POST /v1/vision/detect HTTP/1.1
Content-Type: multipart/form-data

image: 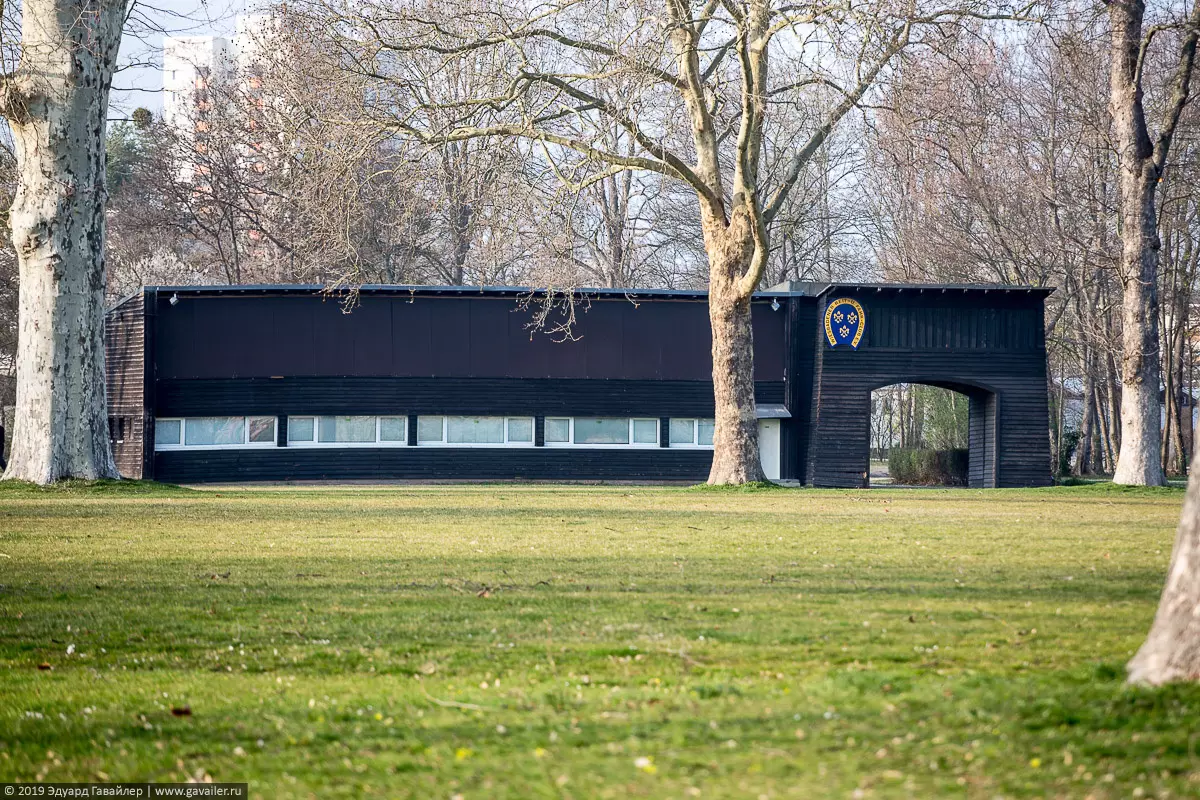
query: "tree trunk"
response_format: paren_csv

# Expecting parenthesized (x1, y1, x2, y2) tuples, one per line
(1128, 442, 1200, 683)
(0, 0, 126, 484)
(704, 208, 766, 485)
(1112, 243, 1167, 485)
(1109, 0, 1166, 486)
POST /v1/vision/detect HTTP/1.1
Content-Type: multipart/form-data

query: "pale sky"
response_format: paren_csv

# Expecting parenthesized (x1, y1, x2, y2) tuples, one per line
(111, 0, 246, 119)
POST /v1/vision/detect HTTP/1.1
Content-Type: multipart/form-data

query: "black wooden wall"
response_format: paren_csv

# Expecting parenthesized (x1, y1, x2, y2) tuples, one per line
(153, 292, 785, 381)
(805, 287, 1052, 488)
(103, 284, 1053, 487)
(145, 289, 788, 483)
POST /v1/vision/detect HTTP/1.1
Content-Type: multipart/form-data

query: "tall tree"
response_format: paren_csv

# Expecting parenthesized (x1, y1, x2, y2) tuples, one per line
(1107, 0, 1200, 486)
(282, 0, 1023, 484)
(0, 0, 128, 483)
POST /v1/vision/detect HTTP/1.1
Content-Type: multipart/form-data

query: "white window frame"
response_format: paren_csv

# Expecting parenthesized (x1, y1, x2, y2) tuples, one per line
(544, 417, 661, 448)
(286, 415, 408, 448)
(668, 418, 716, 449)
(415, 415, 536, 447)
(154, 416, 278, 451)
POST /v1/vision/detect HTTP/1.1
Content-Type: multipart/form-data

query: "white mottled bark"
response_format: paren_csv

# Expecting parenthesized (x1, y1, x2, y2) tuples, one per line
(704, 205, 766, 485)
(0, 0, 126, 483)
(1108, 0, 1200, 486)
(1128, 444, 1200, 683)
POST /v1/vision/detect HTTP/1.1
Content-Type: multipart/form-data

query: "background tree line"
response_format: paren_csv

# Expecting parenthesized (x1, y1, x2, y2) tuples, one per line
(3, 0, 1200, 481)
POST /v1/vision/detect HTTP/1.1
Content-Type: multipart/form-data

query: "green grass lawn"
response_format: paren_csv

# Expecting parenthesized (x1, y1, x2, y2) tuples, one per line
(0, 481, 1196, 798)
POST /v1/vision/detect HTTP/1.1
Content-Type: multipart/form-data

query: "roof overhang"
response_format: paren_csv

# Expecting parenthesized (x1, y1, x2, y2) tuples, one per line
(756, 404, 791, 419)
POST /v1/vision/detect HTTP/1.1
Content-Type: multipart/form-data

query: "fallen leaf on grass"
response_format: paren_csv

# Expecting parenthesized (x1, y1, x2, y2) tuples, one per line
(170, 706, 192, 717)
(37, 663, 52, 671)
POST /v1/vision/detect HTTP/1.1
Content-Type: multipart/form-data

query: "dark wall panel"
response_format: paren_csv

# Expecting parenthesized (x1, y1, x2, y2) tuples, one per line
(156, 376, 786, 418)
(153, 293, 787, 382)
(585, 304, 624, 376)
(352, 299, 393, 375)
(391, 296, 434, 375)
(429, 300, 472, 376)
(270, 298, 316, 375)
(155, 447, 716, 484)
(806, 289, 1051, 488)
(469, 299, 509, 376)
(751, 304, 786, 381)
(622, 303, 662, 380)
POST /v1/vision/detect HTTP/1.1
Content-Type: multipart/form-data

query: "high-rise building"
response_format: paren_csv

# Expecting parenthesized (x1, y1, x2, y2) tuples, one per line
(162, 36, 230, 134)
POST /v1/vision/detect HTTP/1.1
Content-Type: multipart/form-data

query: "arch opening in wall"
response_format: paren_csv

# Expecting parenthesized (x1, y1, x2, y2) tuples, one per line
(865, 380, 998, 488)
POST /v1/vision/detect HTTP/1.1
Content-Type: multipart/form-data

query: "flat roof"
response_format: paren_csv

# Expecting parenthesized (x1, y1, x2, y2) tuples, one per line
(138, 281, 1054, 301)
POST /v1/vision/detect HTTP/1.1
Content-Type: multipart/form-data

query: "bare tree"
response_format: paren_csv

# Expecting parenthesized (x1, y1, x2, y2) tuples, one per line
(278, 0, 1028, 484)
(0, 0, 128, 483)
(1107, 0, 1200, 486)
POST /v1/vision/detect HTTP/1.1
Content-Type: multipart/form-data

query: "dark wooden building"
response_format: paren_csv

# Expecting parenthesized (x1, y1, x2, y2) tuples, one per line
(104, 282, 1053, 487)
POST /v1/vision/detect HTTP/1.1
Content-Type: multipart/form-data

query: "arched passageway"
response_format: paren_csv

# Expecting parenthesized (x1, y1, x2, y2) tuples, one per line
(870, 382, 994, 487)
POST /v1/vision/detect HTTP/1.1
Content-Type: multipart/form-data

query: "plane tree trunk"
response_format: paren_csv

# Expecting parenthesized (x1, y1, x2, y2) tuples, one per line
(704, 206, 765, 485)
(1108, 0, 1200, 486)
(1129, 444, 1200, 683)
(0, 0, 126, 484)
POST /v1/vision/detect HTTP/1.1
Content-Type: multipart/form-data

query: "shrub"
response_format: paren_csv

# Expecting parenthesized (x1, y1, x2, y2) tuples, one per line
(888, 448, 969, 486)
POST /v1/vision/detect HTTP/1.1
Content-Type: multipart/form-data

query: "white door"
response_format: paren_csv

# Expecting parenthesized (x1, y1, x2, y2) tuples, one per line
(758, 419, 781, 480)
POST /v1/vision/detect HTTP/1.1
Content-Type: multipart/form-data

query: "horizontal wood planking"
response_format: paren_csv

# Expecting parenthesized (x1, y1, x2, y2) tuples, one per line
(807, 290, 1051, 488)
(154, 447, 715, 483)
(156, 377, 786, 418)
(108, 285, 1054, 486)
(153, 293, 787, 383)
(104, 293, 147, 478)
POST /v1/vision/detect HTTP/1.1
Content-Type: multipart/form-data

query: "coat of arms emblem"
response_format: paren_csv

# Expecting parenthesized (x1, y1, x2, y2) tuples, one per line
(823, 298, 865, 349)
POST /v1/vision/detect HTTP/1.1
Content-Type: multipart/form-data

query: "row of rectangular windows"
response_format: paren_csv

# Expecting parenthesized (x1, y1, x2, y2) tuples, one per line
(154, 416, 717, 451)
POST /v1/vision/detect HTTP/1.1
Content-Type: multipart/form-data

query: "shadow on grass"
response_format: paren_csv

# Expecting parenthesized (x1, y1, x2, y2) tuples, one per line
(0, 478, 195, 498)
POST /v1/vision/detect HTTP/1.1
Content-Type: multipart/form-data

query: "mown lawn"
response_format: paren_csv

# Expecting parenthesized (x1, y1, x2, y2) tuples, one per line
(0, 481, 1195, 798)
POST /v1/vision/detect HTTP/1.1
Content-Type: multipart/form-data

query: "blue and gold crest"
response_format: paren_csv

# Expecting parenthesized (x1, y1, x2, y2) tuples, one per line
(824, 298, 865, 349)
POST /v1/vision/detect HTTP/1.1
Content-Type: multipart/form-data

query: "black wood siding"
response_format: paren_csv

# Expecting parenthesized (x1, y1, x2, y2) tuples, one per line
(806, 289, 1051, 488)
(154, 293, 786, 382)
(155, 447, 715, 483)
(106, 285, 1053, 486)
(156, 377, 785, 417)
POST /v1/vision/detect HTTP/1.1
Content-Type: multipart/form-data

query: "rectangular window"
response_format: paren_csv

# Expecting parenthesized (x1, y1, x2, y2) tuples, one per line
(418, 416, 535, 446)
(186, 416, 245, 446)
(632, 419, 659, 444)
(287, 416, 406, 447)
(545, 418, 660, 447)
(156, 418, 182, 447)
(155, 417, 278, 451)
(574, 417, 630, 444)
(248, 416, 276, 444)
(288, 416, 315, 443)
(417, 416, 445, 443)
(668, 418, 715, 448)
(507, 417, 533, 444)
(670, 418, 696, 445)
(319, 416, 376, 443)
(545, 418, 569, 444)
(447, 416, 505, 444)
(379, 417, 407, 442)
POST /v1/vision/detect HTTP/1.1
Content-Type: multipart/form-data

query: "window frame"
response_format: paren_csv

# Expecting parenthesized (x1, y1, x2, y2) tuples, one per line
(544, 417, 661, 448)
(415, 415, 536, 447)
(668, 418, 716, 449)
(285, 415, 408, 448)
(154, 416, 278, 451)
